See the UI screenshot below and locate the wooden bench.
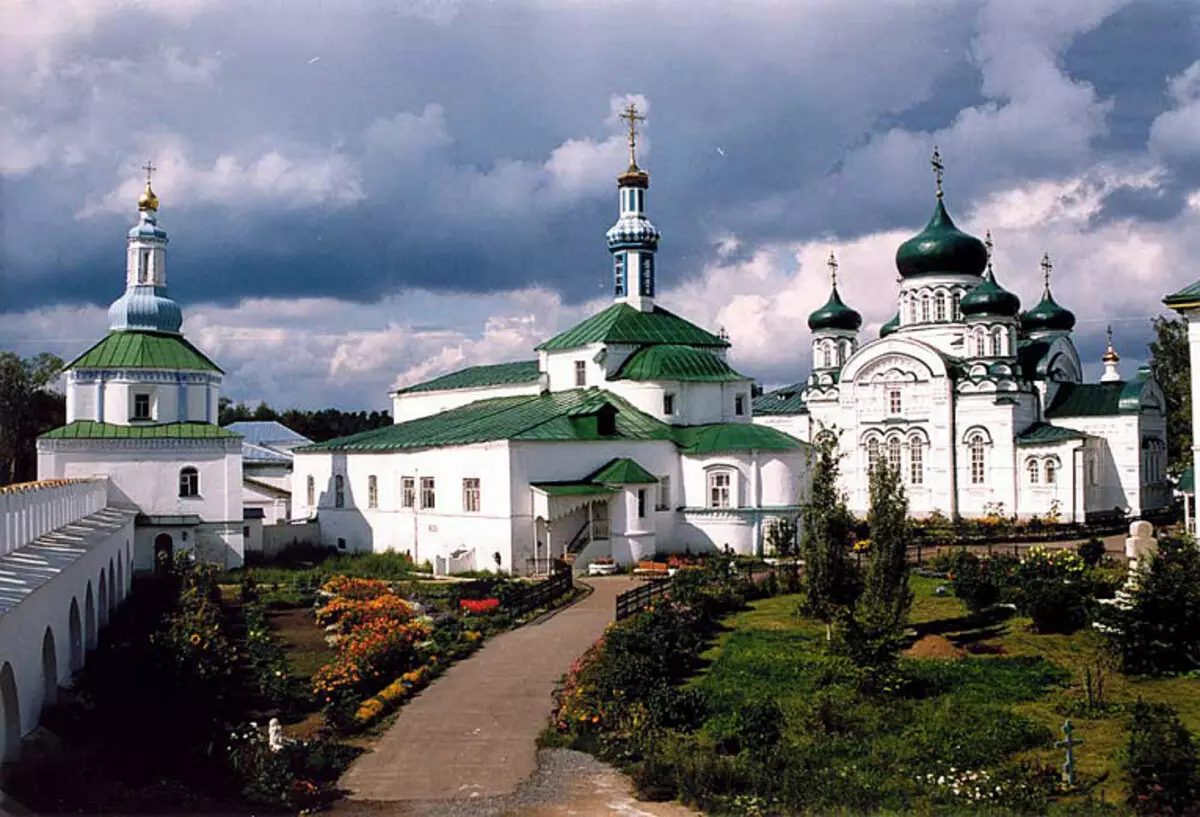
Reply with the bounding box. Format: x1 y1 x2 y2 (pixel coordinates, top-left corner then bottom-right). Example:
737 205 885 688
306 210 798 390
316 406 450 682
632 560 669 577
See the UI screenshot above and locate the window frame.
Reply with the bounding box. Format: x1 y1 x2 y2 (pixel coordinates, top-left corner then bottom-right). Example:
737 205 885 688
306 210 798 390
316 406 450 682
178 466 199 498
637 488 646 519
463 477 481 513
734 394 746 416
935 291 946 322
401 476 416 509
420 476 436 510
866 438 880 474
908 436 924 485
969 435 986 485
887 387 902 416
132 392 152 421
707 470 733 509
1044 459 1058 485
662 392 676 416
1027 459 1040 485
886 437 902 473
657 475 671 511
574 360 586 387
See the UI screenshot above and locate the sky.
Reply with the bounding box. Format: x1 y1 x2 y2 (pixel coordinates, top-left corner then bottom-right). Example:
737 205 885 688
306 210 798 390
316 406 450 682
3 0 1200 411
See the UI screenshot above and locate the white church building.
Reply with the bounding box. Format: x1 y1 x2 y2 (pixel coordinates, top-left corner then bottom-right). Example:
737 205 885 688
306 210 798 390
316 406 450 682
36 170 245 570
754 151 1170 523
293 108 811 574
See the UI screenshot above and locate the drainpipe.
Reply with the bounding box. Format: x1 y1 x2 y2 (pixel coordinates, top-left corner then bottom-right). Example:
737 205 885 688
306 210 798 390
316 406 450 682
947 378 958 520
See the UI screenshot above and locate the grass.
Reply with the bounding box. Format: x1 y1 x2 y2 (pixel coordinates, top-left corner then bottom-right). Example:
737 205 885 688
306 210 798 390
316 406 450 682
691 574 1200 810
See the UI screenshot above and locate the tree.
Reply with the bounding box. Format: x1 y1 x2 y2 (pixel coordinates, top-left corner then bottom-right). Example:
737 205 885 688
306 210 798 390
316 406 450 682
1149 315 1191 474
799 432 859 642
0 352 65 484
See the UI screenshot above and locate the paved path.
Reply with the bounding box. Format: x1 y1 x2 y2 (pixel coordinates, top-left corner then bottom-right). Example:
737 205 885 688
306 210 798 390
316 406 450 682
342 577 631 803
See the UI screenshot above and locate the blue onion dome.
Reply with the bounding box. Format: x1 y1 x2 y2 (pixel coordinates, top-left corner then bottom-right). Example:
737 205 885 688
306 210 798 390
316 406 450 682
895 198 988 278
960 269 1021 318
128 209 168 240
808 286 862 332
606 212 660 249
108 286 183 333
880 311 900 338
1022 289 1075 333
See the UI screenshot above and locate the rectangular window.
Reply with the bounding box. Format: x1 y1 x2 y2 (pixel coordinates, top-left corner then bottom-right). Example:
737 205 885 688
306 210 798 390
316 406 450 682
663 392 676 415
368 475 378 509
614 255 626 297
640 255 654 297
574 360 586 387
888 388 901 416
401 476 415 508
306 475 315 507
463 477 481 513
133 393 151 420
243 526 250 538
909 440 924 485
637 488 646 519
657 475 671 510
708 471 732 509
420 476 436 510
734 394 746 416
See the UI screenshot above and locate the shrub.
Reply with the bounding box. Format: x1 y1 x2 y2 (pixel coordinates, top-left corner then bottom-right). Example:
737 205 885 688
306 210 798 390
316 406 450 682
645 686 708 731
946 551 1017 613
1077 537 1106 568
1099 538 1200 674
1011 547 1087 633
1125 700 1200 814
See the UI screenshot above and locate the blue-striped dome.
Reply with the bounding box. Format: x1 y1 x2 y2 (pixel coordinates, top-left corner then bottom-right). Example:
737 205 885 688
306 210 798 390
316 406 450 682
606 215 660 250
107 286 183 333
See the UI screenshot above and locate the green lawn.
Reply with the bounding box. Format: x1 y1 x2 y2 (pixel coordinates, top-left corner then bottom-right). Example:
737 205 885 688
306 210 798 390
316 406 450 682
693 575 1200 810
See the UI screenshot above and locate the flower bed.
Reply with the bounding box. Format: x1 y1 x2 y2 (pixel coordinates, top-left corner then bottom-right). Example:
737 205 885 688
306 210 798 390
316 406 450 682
459 597 500 615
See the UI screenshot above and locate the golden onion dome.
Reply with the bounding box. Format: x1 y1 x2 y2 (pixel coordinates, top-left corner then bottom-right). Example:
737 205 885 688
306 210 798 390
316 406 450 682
138 181 159 212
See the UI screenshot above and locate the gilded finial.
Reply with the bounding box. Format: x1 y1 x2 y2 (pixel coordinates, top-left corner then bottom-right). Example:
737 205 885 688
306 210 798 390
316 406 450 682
619 103 646 170
1041 252 1053 291
827 250 839 288
138 159 159 211
931 146 945 199
1103 324 1120 364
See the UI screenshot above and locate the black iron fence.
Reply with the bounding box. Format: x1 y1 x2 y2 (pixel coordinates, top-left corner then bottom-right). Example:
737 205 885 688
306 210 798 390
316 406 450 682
615 577 672 621
506 564 573 617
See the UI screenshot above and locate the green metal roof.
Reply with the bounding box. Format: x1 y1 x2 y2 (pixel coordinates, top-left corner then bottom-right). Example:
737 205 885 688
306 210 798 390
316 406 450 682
673 423 806 455
585 457 659 484
1015 423 1087 446
1164 280 1200 309
393 360 540 394
530 483 620 497
40 421 240 440
753 384 808 416
1045 382 1145 418
611 344 745 382
535 303 728 352
297 389 676 452
66 330 223 373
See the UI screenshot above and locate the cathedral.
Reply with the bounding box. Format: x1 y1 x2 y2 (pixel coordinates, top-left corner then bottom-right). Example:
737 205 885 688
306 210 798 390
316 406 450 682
292 107 810 574
753 151 1170 522
36 170 245 570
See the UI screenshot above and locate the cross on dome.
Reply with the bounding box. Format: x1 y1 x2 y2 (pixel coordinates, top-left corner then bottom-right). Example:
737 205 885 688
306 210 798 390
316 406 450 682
827 250 839 287
984 230 993 271
1041 252 1053 290
619 103 646 170
931 146 945 199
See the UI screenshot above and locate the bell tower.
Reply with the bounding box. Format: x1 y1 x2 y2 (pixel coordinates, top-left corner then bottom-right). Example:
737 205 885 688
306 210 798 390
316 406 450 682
606 104 661 313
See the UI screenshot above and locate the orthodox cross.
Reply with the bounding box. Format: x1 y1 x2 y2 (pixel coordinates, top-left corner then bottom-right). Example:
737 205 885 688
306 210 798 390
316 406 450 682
931 146 944 198
142 159 157 186
984 230 994 272
1055 719 1084 787
1041 252 1054 290
827 250 839 288
1106 324 1114 348
620 103 645 168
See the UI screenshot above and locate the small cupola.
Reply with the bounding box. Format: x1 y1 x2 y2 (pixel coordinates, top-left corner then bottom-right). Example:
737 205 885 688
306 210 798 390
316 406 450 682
960 233 1020 319
808 251 862 332
1021 253 1076 334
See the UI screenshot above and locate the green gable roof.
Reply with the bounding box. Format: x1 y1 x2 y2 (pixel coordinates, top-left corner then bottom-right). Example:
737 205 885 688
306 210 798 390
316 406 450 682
753 384 808 416
673 423 806 455
393 360 540 395
1164 280 1200 310
536 303 728 352
530 482 620 497
40 421 240 440
1045 382 1144 419
1015 423 1087 446
66 331 222 373
612 344 745 382
297 389 676 452
585 457 659 484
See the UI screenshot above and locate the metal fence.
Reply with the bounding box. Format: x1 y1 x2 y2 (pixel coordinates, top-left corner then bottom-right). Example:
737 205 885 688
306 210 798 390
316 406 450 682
615 577 672 621
506 564 574 617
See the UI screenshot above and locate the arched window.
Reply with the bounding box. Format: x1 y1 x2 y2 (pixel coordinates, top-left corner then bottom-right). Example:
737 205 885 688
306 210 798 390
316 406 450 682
921 293 931 323
178 467 199 498
822 342 833 369
969 434 986 485
909 436 924 485
839 339 851 363
1044 459 1058 485
306 475 315 507
951 291 961 321
867 438 880 474
991 326 1005 357
335 475 345 508
1027 459 1039 484
972 327 986 358
908 295 918 325
886 437 902 472
935 291 946 321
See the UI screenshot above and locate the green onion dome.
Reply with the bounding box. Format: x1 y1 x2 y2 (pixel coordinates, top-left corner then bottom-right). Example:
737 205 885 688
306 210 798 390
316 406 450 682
880 311 900 338
1022 289 1076 333
808 286 862 332
895 198 988 279
960 269 1020 318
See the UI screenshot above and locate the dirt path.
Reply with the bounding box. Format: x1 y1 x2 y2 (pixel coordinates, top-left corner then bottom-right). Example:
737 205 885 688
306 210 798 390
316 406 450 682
340 577 635 803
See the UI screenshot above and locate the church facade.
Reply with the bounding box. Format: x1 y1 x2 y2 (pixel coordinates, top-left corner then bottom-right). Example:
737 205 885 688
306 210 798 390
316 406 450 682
293 109 811 574
754 153 1170 522
36 172 245 570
